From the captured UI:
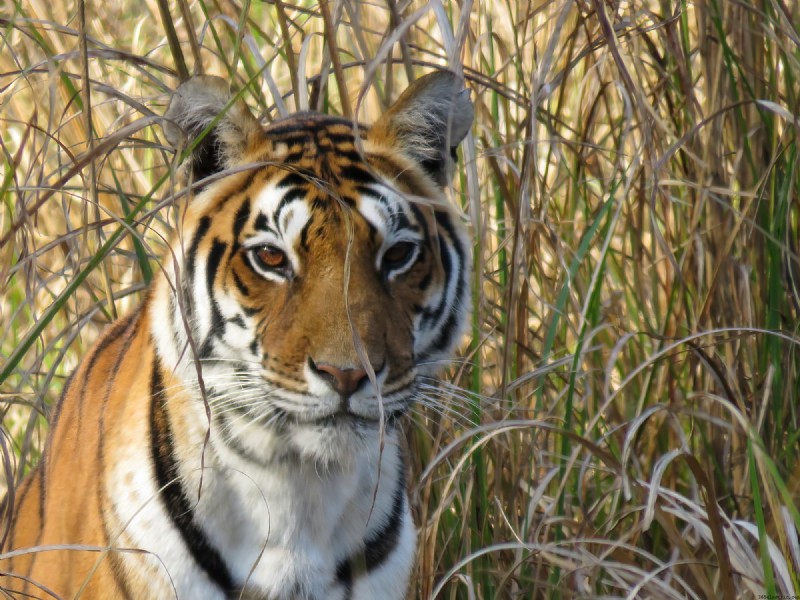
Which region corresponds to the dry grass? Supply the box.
[2,0,800,598]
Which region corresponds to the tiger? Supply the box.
[1,70,473,599]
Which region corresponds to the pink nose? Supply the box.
[310,360,369,397]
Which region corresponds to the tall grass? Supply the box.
[2,0,800,597]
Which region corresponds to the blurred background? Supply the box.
[2,1,800,598]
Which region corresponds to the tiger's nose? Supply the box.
[308,358,369,397]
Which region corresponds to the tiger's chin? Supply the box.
[285,408,404,466]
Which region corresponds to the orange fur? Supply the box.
[4,310,151,595]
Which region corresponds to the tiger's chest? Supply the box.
[101,405,414,599]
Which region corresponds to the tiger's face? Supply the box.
[158,74,472,461]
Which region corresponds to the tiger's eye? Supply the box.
[254,245,288,270]
[384,242,415,265]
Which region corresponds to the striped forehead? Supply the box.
[249,177,414,244]
[355,183,416,241]
[264,113,366,145]
[251,179,313,242]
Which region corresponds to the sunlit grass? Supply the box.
[2,1,800,598]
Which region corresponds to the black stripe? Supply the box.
[300,219,313,252]
[326,133,356,145]
[240,303,260,317]
[419,231,453,329]
[232,198,251,241]
[150,359,235,590]
[206,239,228,336]
[282,148,306,163]
[266,115,363,133]
[312,197,340,214]
[435,210,466,264]
[426,212,467,354]
[322,116,365,129]
[338,194,357,208]
[429,306,461,355]
[264,122,311,137]
[338,165,376,185]
[214,411,269,467]
[274,135,313,151]
[277,171,311,188]
[408,202,431,241]
[355,186,386,204]
[253,213,277,235]
[336,559,353,599]
[232,270,250,297]
[363,469,406,571]
[227,314,245,329]
[169,287,192,356]
[187,216,212,283]
[334,150,364,164]
[417,259,432,292]
[275,188,308,232]
[390,208,412,232]
[420,156,445,183]
[335,464,407,588]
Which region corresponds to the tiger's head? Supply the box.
[157,72,473,462]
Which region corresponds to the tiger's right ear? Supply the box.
[369,71,474,186]
[163,75,262,183]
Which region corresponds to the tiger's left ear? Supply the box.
[163,75,262,184]
[369,71,474,186]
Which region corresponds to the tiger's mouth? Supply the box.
[293,403,408,428]
[265,370,417,428]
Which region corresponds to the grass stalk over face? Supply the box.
[2,1,800,598]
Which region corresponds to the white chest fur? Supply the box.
[104,393,415,600]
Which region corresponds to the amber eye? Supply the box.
[382,241,418,272]
[251,245,289,272]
